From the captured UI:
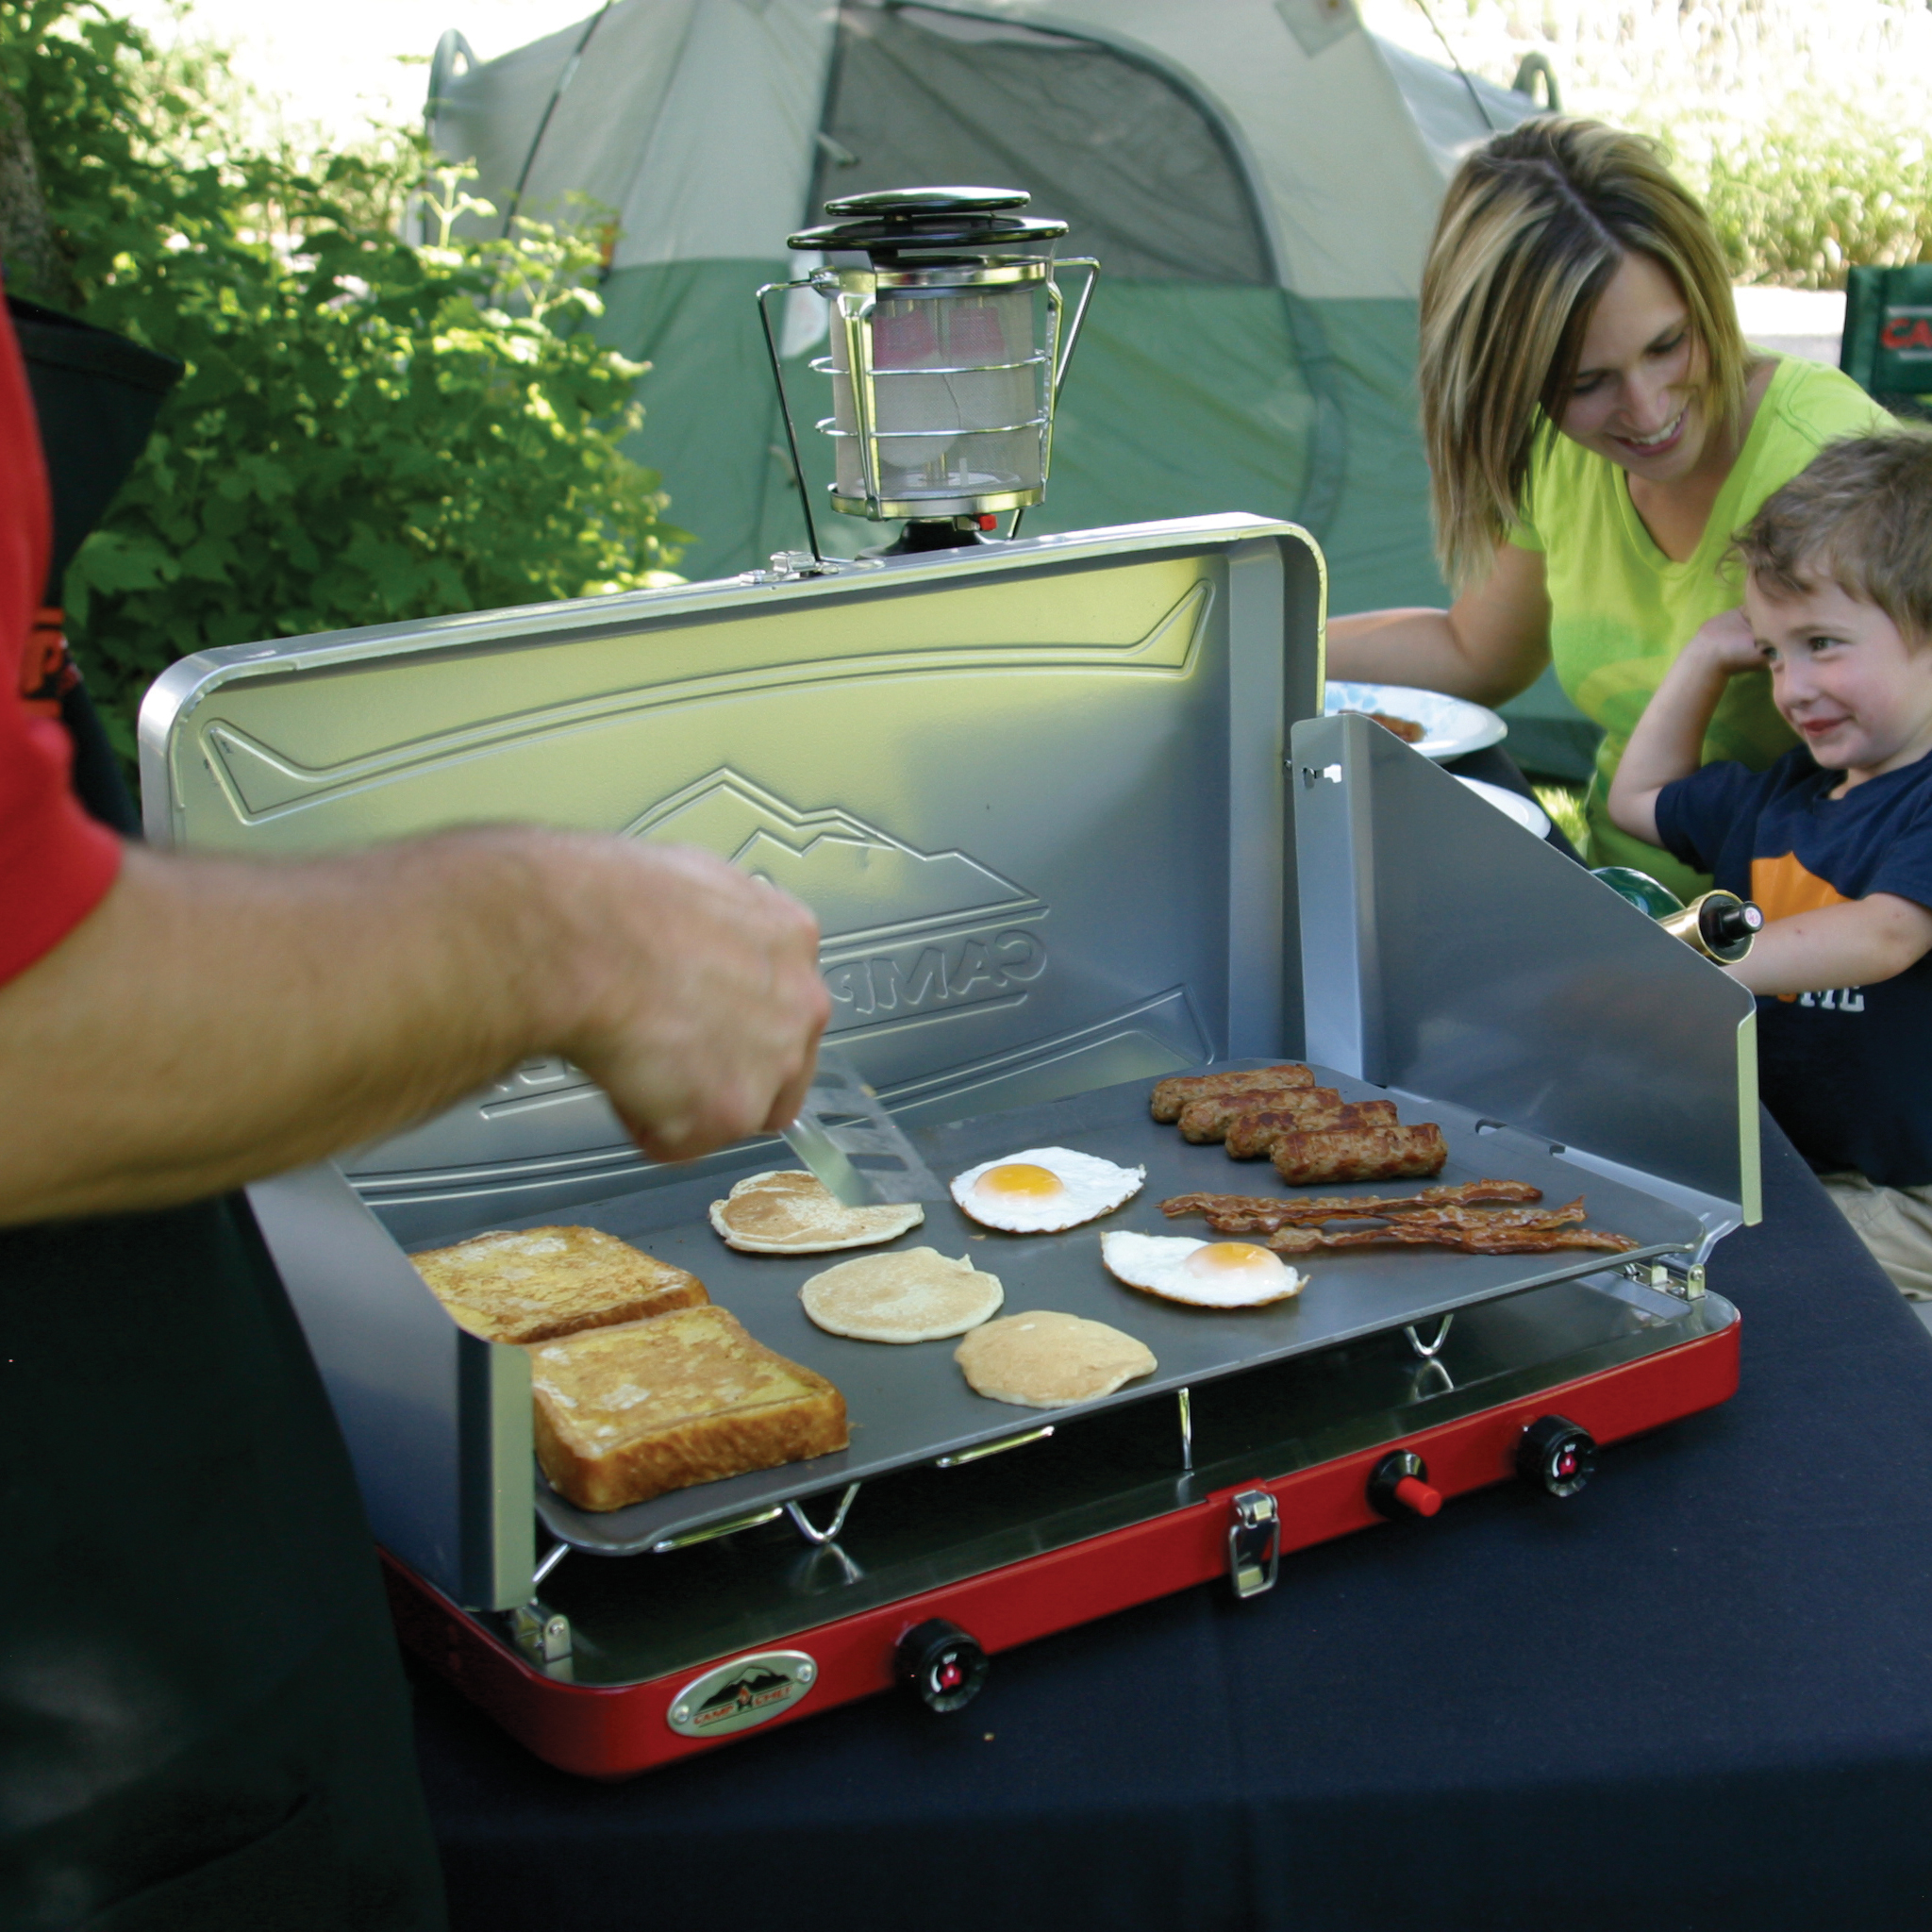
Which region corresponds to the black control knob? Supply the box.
[1699,892,1763,961]
[894,1619,989,1713]
[1516,1414,1596,1497]
[1368,1450,1443,1521]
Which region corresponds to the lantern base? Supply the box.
[830,485,1040,522]
[864,517,1002,557]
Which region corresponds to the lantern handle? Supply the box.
[756,278,826,565]
[1011,257,1100,541]
[1049,257,1101,399]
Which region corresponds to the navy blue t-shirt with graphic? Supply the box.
[1657,745,1932,1187]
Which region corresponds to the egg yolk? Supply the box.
[1184,1241,1283,1280]
[974,1162,1066,1200]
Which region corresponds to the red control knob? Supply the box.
[1368,1451,1441,1521]
[1391,1474,1442,1518]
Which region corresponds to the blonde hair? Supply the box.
[1420,117,1747,590]
[1732,432,1932,644]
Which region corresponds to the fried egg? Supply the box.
[1100,1230,1306,1307]
[949,1146,1145,1233]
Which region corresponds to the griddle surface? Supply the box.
[450,1066,1702,1555]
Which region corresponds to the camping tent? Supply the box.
[430,0,1594,775]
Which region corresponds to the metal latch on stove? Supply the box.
[1227,1489,1280,1599]
[1623,1254,1707,1300]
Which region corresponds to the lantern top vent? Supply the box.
[789,187,1068,262]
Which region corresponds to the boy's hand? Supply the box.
[1607,607,1759,849]
[1685,607,1764,677]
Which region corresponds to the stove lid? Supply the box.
[144,514,1324,1242]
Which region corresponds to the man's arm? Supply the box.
[0,829,830,1225]
[1726,891,1932,997]
[1607,608,1762,845]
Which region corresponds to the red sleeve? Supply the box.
[0,291,123,985]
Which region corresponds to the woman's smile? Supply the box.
[1607,403,1690,459]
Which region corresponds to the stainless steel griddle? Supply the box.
[486,1065,1704,1557]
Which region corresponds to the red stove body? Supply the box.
[382,1297,1737,1778]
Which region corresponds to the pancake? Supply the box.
[954,1310,1157,1409]
[799,1247,1003,1343]
[709,1170,924,1254]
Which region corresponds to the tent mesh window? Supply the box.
[812,6,1274,287]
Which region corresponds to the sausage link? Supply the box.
[1176,1087,1343,1142]
[1223,1100,1400,1158]
[1150,1063,1314,1123]
[1269,1124,1447,1185]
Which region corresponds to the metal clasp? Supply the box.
[1227,1488,1280,1599]
[1622,1254,1707,1301]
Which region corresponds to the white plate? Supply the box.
[1324,680,1508,762]
[1455,775,1551,840]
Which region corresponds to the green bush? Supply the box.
[1679,114,1932,290]
[2,0,685,760]
[1359,0,1932,290]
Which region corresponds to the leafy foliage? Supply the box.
[1,0,684,759]
[1360,0,1932,289]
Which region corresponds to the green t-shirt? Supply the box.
[1511,356,1890,897]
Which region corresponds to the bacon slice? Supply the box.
[1223,1101,1400,1158]
[1270,1124,1446,1185]
[1177,1086,1346,1142]
[1209,1199,1586,1240]
[1265,1223,1638,1257]
[1159,1179,1544,1230]
[1150,1064,1314,1123]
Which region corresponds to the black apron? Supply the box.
[1,300,444,1929]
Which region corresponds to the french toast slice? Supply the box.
[527,1305,848,1512]
[410,1225,707,1344]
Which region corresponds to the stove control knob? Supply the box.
[895,1619,989,1714]
[1368,1450,1442,1520]
[1517,1414,1596,1498]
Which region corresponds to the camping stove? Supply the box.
[141,513,1756,1779]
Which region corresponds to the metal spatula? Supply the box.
[779,1047,945,1206]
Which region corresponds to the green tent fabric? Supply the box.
[432,0,1604,779]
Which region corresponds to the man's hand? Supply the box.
[546,841,830,1162]
[0,828,830,1224]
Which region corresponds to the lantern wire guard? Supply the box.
[757,188,1098,564]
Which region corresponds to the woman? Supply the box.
[1328,117,1890,894]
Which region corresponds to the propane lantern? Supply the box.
[758,188,1097,559]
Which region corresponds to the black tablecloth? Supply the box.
[409,1118,1932,1930]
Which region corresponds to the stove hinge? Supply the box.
[1624,1254,1707,1301]
[508,1600,574,1677]
[1227,1489,1280,1599]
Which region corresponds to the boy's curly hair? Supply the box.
[1733,431,1932,644]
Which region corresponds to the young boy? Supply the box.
[1608,432,1932,1298]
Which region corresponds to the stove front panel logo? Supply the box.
[666,1650,818,1740]
[625,770,1048,1035]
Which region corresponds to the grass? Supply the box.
[1532,781,1590,853]
[1357,0,1932,288]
